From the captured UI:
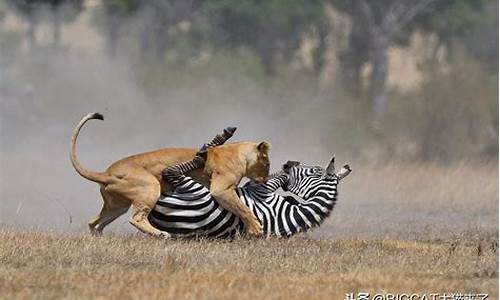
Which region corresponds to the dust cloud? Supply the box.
[0,6,497,238]
[0,12,340,233]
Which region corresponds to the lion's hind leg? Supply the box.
[88,188,130,235]
[106,168,172,238]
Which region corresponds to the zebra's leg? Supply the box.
[205,126,237,148]
[260,172,289,194]
[193,126,237,162]
[336,164,352,180]
[162,127,237,186]
[161,156,206,187]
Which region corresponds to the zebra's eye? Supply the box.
[312,167,323,173]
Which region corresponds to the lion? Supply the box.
[70,112,270,238]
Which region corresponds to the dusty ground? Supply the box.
[0,227,497,300]
[1,162,498,299]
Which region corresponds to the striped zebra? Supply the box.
[149,151,351,238]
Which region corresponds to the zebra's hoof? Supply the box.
[224,127,237,136]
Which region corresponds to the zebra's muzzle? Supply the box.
[283,160,300,174]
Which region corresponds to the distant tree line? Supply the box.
[92,0,496,120]
[6,0,83,47]
[4,0,498,161]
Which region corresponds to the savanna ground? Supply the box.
[0,228,497,300]
[0,163,498,299]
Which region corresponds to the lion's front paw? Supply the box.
[157,231,171,239]
[246,220,263,237]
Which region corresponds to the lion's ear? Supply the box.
[257,141,271,153]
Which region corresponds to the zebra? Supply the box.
[149,143,351,239]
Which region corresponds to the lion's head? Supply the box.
[246,141,271,183]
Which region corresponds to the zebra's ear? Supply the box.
[325,156,335,176]
[257,141,271,153]
[283,160,300,173]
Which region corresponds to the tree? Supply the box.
[203,0,324,75]
[412,0,498,71]
[100,0,141,57]
[311,14,329,76]
[100,0,203,59]
[47,0,83,47]
[7,0,82,49]
[333,0,436,122]
[332,0,496,122]
[6,0,41,50]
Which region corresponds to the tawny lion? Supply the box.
[70,113,270,238]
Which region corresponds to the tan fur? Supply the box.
[70,113,270,238]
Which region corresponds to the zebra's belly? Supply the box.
[149,194,244,238]
[149,189,296,238]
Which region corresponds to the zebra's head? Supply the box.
[283,156,351,199]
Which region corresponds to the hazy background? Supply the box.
[0,0,497,238]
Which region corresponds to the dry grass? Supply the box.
[0,227,497,300]
[1,162,497,299]
[315,161,498,239]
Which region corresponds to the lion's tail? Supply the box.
[70,112,114,185]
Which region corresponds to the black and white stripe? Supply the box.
[149,160,344,238]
